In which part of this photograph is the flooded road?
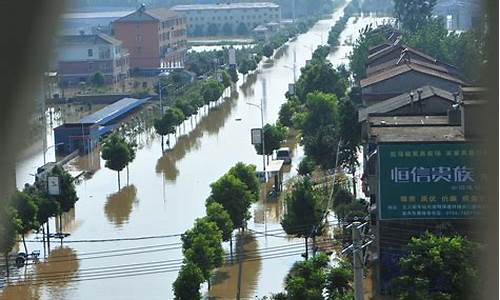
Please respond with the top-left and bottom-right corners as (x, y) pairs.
(3, 6), (389, 300)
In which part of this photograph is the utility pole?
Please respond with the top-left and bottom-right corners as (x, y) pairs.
(292, 0), (296, 23)
(235, 232), (243, 300)
(352, 221), (364, 300)
(41, 73), (47, 165)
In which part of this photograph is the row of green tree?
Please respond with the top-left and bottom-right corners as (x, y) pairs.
(0, 166), (78, 270)
(173, 162), (260, 300)
(185, 16), (321, 77)
(101, 133), (137, 190)
(153, 72), (230, 151)
(327, 3), (353, 47)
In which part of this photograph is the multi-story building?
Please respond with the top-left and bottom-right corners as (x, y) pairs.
(112, 5), (187, 72)
(56, 31), (129, 85)
(359, 85), (487, 296)
(170, 2), (281, 36)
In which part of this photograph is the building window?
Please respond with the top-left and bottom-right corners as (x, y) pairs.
(88, 49), (93, 57)
(136, 47), (142, 54)
(88, 62), (93, 71)
(136, 34), (143, 42)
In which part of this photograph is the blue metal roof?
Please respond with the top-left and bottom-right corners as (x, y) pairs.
(78, 97), (148, 125)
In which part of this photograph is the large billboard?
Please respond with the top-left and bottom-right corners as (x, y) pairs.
(378, 143), (485, 220)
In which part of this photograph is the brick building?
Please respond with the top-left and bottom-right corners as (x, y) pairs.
(56, 32), (129, 85)
(112, 5), (187, 72)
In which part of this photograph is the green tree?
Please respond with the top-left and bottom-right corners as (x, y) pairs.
(238, 59), (250, 75)
(101, 133), (130, 189)
(349, 25), (387, 83)
(278, 101), (297, 128)
(281, 177), (325, 259)
(205, 202), (234, 242)
(228, 67), (238, 83)
(207, 173), (253, 229)
(0, 205), (19, 276)
(392, 233), (481, 300)
(173, 262), (205, 300)
(11, 191), (38, 254)
(303, 124), (339, 170)
(90, 71), (105, 87)
(311, 45), (330, 63)
(393, 0), (437, 33)
(201, 79), (224, 106)
(284, 252), (331, 299)
(228, 162), (260, 202)
(254, 123), (286, 164)
(221, 70), (231, 88)
(174, 98), (196, 120)
(262, 44), (274, 58)
(181, 217), (224, 286)
(302, 92), (338, 137)
(297, 155), (316, 176)
(337, 96), (360, 196)
(49, 165), (79, 213)
(296, 61), (346, 102)
(326, 259), (353, 299)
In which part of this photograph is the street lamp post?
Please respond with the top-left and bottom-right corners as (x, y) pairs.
(43, 143), (64, 165)
(247, 100), (266, 181)
(158, 71), (169, 116)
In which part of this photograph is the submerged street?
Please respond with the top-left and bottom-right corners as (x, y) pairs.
(4, 5), (389, 299)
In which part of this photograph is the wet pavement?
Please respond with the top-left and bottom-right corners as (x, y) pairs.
(3, 5), (390, 299)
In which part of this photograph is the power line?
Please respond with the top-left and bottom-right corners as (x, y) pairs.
(7, 240), (337, 287)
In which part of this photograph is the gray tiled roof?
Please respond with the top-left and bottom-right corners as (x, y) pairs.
(358, 85), (456, 122)
(360, 62), (466, 88)
(58, 32), (122, 45)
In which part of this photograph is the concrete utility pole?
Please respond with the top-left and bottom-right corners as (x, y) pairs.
(352, 221), (364, 300)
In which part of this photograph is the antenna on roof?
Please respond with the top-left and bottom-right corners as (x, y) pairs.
(139, 3), (146, 12)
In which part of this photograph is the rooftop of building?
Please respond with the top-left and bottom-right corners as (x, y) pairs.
(114, 6), (180, 23)
(368, 115), (450, 126)
(170, 2), (279, 11)
(360, 62), (466, 88)
(358, 85), (456, 122)
(58, 32), (122, 45)
(370, 125), (465, 143)
(61, 10), (133, 20)
(74, 97), (148, 125)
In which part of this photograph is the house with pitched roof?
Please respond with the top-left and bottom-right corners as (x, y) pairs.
(56, 31), (129, 85)
(360, 61), (467, 106)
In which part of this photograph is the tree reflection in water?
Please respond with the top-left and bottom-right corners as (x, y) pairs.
(0, 247), (79, 300)
(104, 185), (138, 228)
(209, 232), (261, 299)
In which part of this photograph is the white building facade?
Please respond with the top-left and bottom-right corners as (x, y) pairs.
(170, 2), (281, 36)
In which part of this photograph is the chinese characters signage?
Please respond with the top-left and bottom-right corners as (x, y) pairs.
(378, 143), (485, 220)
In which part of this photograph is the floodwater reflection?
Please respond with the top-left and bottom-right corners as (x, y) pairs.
(0, 247), (79, 300)
(104, 185), (138, 227)
(155, 93), (238, 182)
(209, 232), (261, 299)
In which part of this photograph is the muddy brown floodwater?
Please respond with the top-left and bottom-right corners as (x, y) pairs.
(3, 4), (391, 299)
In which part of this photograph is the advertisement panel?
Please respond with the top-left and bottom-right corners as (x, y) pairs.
(378, 143), (485, 220)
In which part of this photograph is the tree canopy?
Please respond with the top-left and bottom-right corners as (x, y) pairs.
(205, 202), (234, 242)
(393, 0), (437, 33)
(207, 173), (253, 229)
(254, 123), (286, 157)
(227, 162), (260, 202)
(392, 233), (481, 300)
(181, 217), (224, 281)
(296, 61), (346, 102)
(173, 262), (205, 300)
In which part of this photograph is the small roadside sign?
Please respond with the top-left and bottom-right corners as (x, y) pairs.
(47, 176), (60, 196)
(251, 128), (263, 145)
